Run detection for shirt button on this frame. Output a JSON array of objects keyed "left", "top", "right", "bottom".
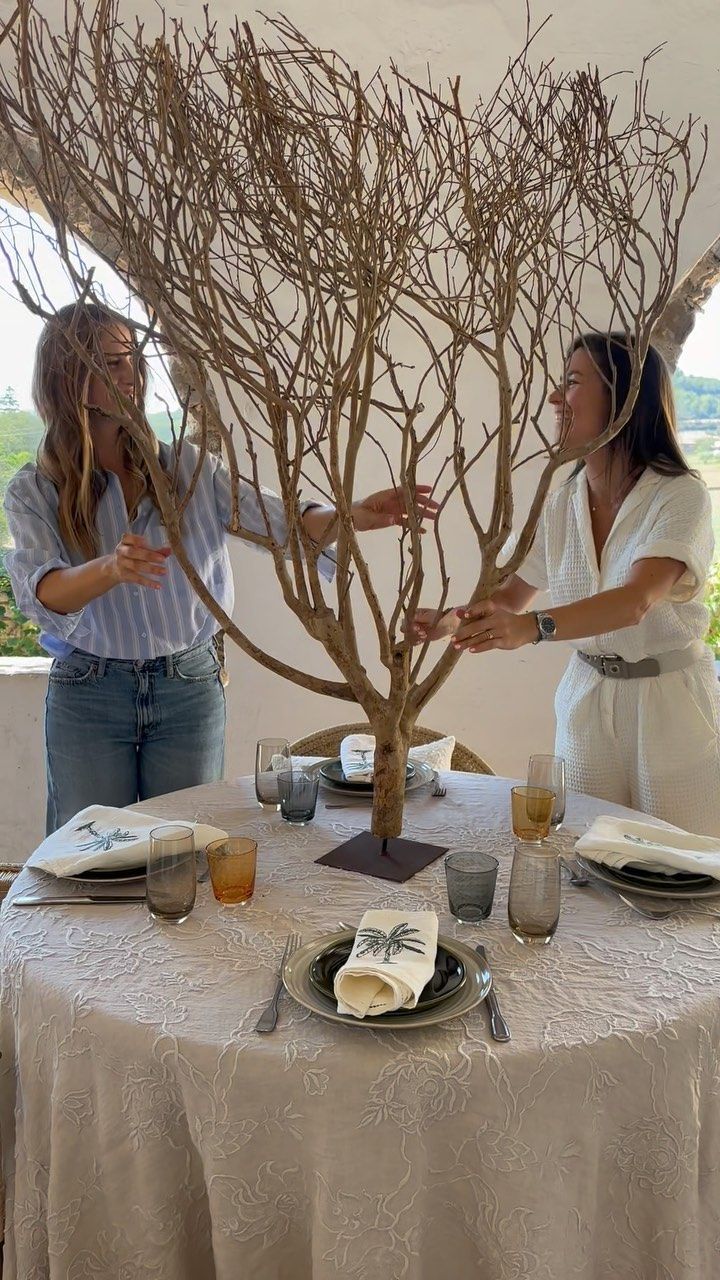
[
  {"left": 141, "top": 632, "right": 147, "bottom": 639},
  {"left": 134, "top": 590, "right": 139, "bottom": 597}
]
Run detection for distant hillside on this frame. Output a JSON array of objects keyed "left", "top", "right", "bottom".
[{"left": 673, "top": 371, "right": 720, "bottom": 423}]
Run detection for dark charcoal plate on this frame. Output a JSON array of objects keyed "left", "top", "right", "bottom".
[
  {"left": 310, "top": 936, "right": 465, "bottom": 1016},
  {"left": 70, "top": 864, "right": 146, "bottom": 884},
  {"left": 587, "top": 860, "right": 714, "bottom": 891},
  {"left": 319, "top": 757, "right": 415, "bottom": 791}
]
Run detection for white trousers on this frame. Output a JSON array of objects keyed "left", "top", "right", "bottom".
[{"left": 555, "top": 651, "right": 720, "bottom": 836}]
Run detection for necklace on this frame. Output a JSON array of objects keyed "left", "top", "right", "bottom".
[{"left": 588, "top": 470, "right": 639, "bottom": 515}]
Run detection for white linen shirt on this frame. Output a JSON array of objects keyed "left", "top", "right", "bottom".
[{"left": 518, "top": 467, "right": 713, "bottom": 659}]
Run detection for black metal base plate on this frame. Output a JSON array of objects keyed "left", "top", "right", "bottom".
[{"left": 316, "top": 831, "right": 448, "bottom": 883}]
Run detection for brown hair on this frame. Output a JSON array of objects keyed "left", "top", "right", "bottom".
[
  {"left": 570, "top": 332, "right": 693, "bottom": 478},
  {"left": 33, "top": 302, "right": 159, "bottom": 559}
]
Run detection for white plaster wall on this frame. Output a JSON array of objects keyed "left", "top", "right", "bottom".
[{"left": 1, "top": 0, "right": 719, "bottom": 857}]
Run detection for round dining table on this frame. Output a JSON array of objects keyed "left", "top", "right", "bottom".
[{"left": 1, "top": 771, "right": 719, "bottom": 1280}]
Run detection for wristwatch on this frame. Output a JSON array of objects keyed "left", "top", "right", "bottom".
[{"left": 533, "top": 610, "right": 557, "bottom": 643}]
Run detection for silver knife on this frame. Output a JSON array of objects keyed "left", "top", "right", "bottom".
[
  {"left": 13, "top": 895, "right": 146, "bottom": 906},
  {"left": 475, "top": 944, "right": 511, "bottom": 1042}
]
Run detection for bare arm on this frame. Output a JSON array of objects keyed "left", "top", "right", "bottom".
[
  {"left": 409, "top": 574, "right": 539, "bottom": 642},
  {"left": 36, "top": 534, "right": 170, "bottom": 616},
  {"left": 452, "top": 557, "right": 686, "bottom": 652}
]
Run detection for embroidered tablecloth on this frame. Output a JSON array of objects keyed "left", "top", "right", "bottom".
[{"left": 1, "top": 773, "right": 719, "bottom": 1279}]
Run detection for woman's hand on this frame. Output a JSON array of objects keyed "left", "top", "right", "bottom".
[
  {"left": 405, "top": 607, "right": 459, "bottom": 643},
  {"left": 351, "top": 485, "right": 440, "bottom": 533},
  {"left": 451, "top": 600, "right": 537, "bottom": 653},
  {"left": 108, "top": 534, "right": 170, "bottom": 589}
]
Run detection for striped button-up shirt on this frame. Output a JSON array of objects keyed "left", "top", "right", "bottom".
[{"left": 4, "top": 441, "right": 334, "bottom": 660}]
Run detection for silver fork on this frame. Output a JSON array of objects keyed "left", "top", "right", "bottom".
[
  {"left": 617, "top": 893, "right": 676, "bottom": 921},
  {"left": 431, "top": 772, "right": 446, "bottom": 798},
  {"left": 254, "top": 931, "right": 302, "bottom": 1033}
]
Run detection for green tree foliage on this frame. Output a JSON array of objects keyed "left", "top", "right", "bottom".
[
  {"left": 672, "top": 371, "right": 720, "bottom": 422},
  {"left": 0, "top": 570, "right": 44, "bottom": 657}
]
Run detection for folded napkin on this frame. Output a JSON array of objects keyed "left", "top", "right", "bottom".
[
  {"left": 338, "top": 734, "right": 456, "bottom": 783},
  {"left": 334, "top": 909, "right": 439, "bottom": 1018},
  {"left": 26, "top": 805, "right": 228, "bottom": 878},
  {"left": 339, "top": 734, "right": 376, "bottom": 782},
  {"left": 575, "top": 815, "right": 720, "bottom": 881}
]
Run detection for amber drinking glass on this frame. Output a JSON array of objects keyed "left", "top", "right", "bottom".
[
  {"left": 511, "top": 785, "right": 554, "bottom": 843},
  {"left": 206, "top": 836, "right": 258, "bottom": 906}
]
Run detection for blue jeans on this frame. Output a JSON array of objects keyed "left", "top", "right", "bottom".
[{"left": 45, "top": 641, "right": 226, "bottom": 833}]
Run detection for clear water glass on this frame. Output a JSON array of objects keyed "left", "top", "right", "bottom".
[
  {"left": 255, "top": 738, "right": 291, "bottom": 809},
  {"left": 277, "top": 768, "right": 319, "bottom": 825},
  {"left": 444, "top": 850, "right": 499, "bottom": 923},
  {"left": 146, "top": 825, "right": 197, "bottom": 924},
  {"left": 527, "top": 754, "right": 566, "bottom": 828},
  {"left": 508, "top": 842, "right": 561, "bottom": 945}
]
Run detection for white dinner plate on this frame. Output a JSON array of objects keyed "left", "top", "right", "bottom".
[{"left": 283, "top": 929, "right": 492, "bottom": 1029}]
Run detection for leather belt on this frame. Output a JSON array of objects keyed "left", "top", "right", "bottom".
[{"left": 577, "top": 640, "right": 706, "bottom": 680}]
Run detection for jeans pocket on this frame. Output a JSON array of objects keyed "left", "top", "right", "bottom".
[
  {"left": 172, "top": 646, "right": 221, "bottom": 683},
  {"left": 48, "top": 655, "right": 98, "bottom": 685}
]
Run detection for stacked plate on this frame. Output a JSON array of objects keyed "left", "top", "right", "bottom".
[
  {"left": 317, "top": 757, "right": 435, "bottom": 796},
  {"left": 67, "top": 864, "right": 146, "bottom": 885},
  {"left": 283, "top": 928, "right": 492, "bottom": 1029},
  {"left": 575, "top": 855, "right": 720, "bottom": 900}
]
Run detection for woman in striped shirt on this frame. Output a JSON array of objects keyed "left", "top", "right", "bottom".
[{"left": 5, "top": 303, "right": 437, "bottom": 832}]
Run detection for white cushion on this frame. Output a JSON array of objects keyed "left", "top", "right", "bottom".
[{"left": 408, "top": 735, "right": 455, "bottom": 772}]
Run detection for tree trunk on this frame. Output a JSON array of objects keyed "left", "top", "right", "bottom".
[{"left": 370, "top": 723, "right": 410, "bottom": 840}]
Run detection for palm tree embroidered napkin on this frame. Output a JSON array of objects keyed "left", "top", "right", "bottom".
[
  {"left": 575, "top": 816, "right": 720, "bottom": 879},
  {"left": 334, "top": 909, "right": 439, "bottom": 1017},
  {"left": 26, "top": 805, "right": 228, "bottom": 878}
]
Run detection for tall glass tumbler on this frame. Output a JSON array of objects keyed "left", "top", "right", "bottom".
[
  {"left": 255, "top": 738, "right": 291, "bottom": 809},
  {"left": 147, "top": 825, "right": 197, "bottom": 924},
  {"left": 508, "top": 842, "right": 561, "bottom": 945},
  {"left": 527, "top": 754, "right": 566, "bottom": 829}
]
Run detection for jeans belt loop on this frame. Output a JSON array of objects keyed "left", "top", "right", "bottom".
[
  {"left": 165, "top": 652, "right": 174, "bottom": 678},
  {"left": 96, "top": 656, "right": 107, "bottom": 679}
]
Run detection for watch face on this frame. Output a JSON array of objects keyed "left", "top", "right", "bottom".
[{"left": 539, "top": 613, "right": 556, "bottom": 637}]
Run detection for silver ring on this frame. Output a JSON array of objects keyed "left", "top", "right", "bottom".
[{"left": 486, "top": 630, "right": 494, "bottom": 641}]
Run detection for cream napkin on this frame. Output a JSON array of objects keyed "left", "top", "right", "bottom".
[
  {"left": 339, "top": 734, "right": 376, "bottom": 782},
  {"left": 334, "top": 909, "right": 439, "bottom": 1018},
  {"left": 575, "top": 815, "right": 720, "bottom": 880},
  {"left": 26, "top": 805, "right": 228, "bottom": 878},
  {"left": 338, "top": 734, "right": 456, "bottom": 782}
]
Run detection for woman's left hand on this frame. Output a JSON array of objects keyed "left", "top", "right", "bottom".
[
  {"left": 351, "top": 485, "right": 440, "bottom": 533},
  {"left": 452, "top": 600, "right": 537, "bottom": 652}
]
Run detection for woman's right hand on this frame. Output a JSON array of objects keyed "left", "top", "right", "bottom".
[
  {"left": 108, "top": 534, "right": 171, "bottom": 589},
  {"left": 406, "top": 606, "right": 459, "bottom": 643}
]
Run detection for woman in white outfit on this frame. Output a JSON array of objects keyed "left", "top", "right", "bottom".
[{"left": 413, "top": 333, "right": 720, "bottom": 835}]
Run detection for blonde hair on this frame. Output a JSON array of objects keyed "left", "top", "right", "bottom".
[{"left": 33, "top": 302, "right": 160, "bottom": 560}]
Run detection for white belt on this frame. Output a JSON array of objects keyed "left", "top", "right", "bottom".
[{"left": 577, "top": 639, "right": 706, "bottom": 679}]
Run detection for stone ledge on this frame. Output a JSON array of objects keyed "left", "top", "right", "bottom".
[{"left": 0, "top": 657, "right": 52, "bottom": 676}]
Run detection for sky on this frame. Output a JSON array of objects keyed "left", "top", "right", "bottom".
[
  {"left": 0, "top": 198, "right": 718, "bottom": 409},
  {"left": 0, "top": 199, "right": 178, "bottom": 413}
]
